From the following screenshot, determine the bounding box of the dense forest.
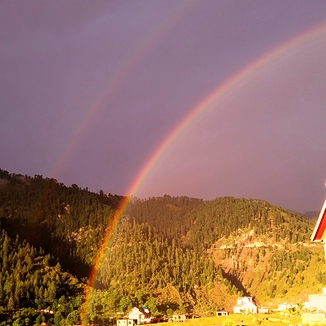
[0,168,325,325]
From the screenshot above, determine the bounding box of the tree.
[135,289,144,306]
[66,310,79,325]
[145,296,158,316]
[35,315,42,326]
[54,311,63,326]
[7,295,15,311]
[12,318,22,326]
[118,296,132,313]
[55,262,62,272]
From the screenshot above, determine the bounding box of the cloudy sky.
[1,0,326,213]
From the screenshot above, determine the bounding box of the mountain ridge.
[0,168,325,325]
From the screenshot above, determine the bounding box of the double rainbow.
[75,20,326,322]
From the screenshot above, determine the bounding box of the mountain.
[0,168,325,325]
[124,196,324,307]
[303,211,319,220]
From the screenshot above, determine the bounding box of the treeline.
[126,195,203,242]
[128,196,312,251]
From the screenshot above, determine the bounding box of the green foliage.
[98,217,224,298]
[0,170,124,277]
[315,271,326,284]
[126,195,203,243]
[0,228,84,325]
[0,168,322,322]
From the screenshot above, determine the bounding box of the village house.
[172,314,187,322]
[216,311,229,316]
[233,297,257,314]
[257,306,269,314]
[277,302,297,311]
[307,294,326,312]
[128,306,152,324]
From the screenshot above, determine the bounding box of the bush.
[222,318,235,326]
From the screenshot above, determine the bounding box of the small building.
[277,303,296,311]
[308,294,326,312]
[258,307,269,314]
[117,320,135,326]
[233,297,257,314]
[216,311,229,316]
[128,307,151,324]
[172,314,186,322]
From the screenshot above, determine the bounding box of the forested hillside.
[127,196,311,250]
[0,168,124,278]
[0,229,83,325]
[125,196,325,306]
[0,168,325,325]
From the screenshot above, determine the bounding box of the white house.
[277,303,297,311]
[308,294,326,312]
[233,297,257,314]
[128,307,151,324]
[258,307,269,314]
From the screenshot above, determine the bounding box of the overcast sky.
[1,0,326,213]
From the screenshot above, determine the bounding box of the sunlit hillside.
[0,168,324,325]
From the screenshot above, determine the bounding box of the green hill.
[0,168,325,325]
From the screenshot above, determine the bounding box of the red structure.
[311,200,326,242]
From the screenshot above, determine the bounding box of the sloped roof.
[235,301,257,309]
[311,200,326,242]
[237,296,252,303]
[129,307,151,318]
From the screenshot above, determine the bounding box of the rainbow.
[122,20,326,199]
[80,20,326,322]
[51,0,197,181]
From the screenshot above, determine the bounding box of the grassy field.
[158,313,303,326]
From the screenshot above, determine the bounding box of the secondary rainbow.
[50,1,197,182]
[81,20,326,322]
